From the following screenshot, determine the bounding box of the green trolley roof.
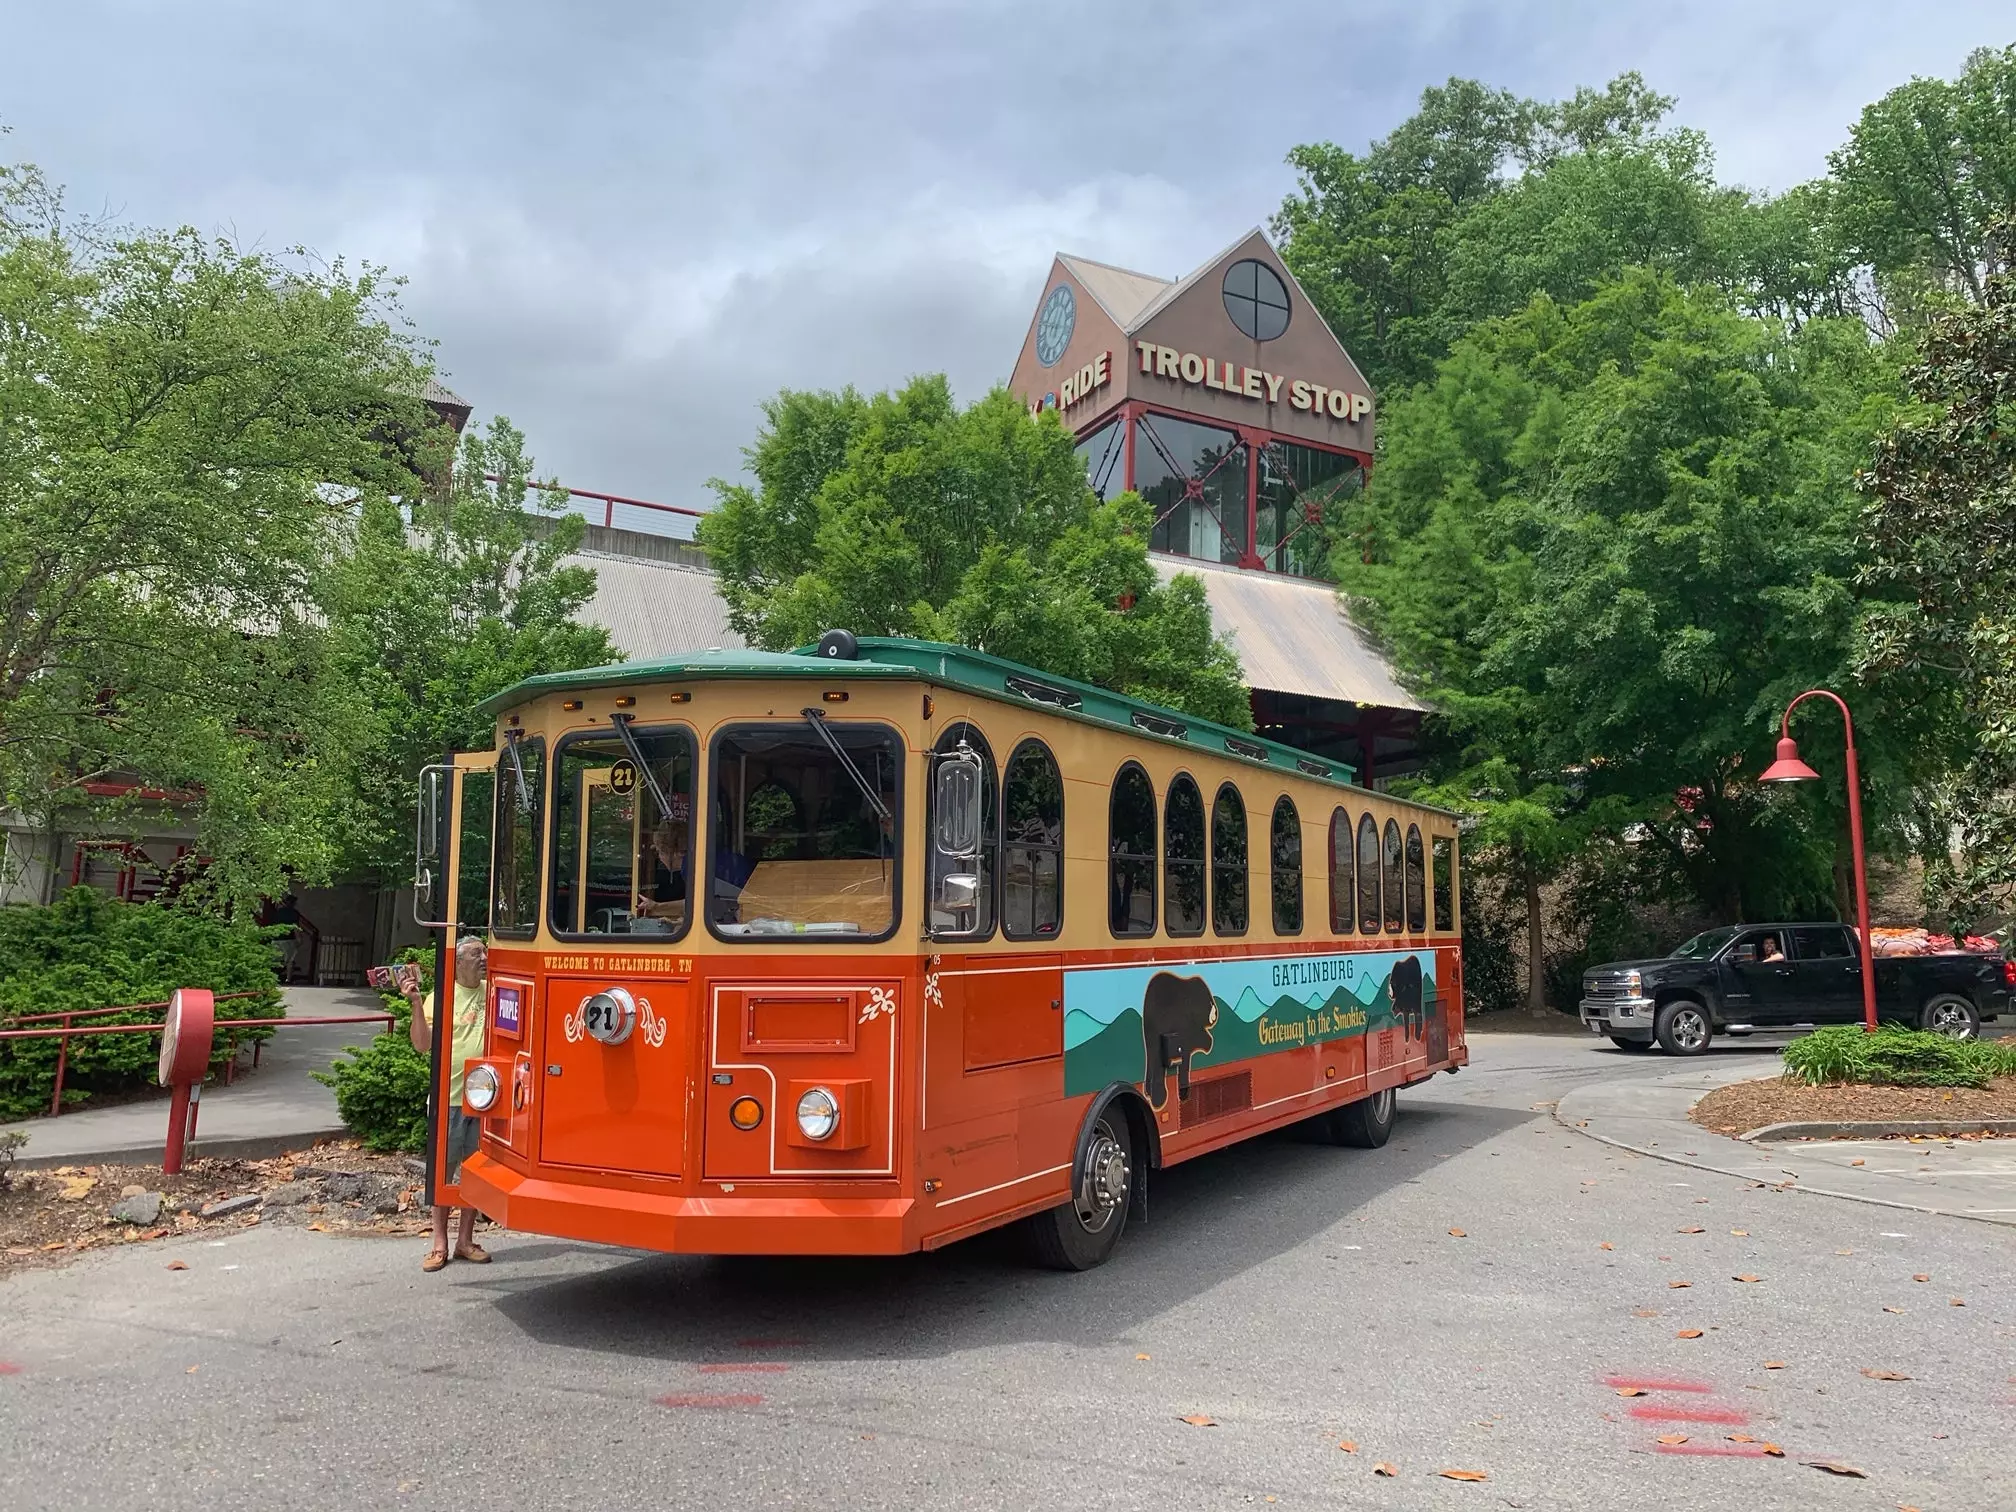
[476,635,1359,789]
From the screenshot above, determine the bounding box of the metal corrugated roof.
[565,550,746,661]
[1057,254,1173,329]
[1150,554,1423,711]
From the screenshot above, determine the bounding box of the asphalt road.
[3,1032,2008,1511]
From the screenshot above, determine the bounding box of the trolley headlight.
[464,1062,501,1113]
[795,1086,839,1141]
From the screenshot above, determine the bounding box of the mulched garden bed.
[1691,1075,2016,1138]
[0,1140,439,1278]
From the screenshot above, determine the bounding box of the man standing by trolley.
[404,935,492,1272]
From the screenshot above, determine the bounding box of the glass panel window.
[1109,763,1157,937]
[1432,835,1454,933]
[1212,784,1248,935]
[1003,740,1063,940]
[1135,413,1249,566]
[1329,807,1351,933]
[1075,419,1125,502]
[1383,818,1404,933]
[1164,774,1206,937]
[1257,442,1364,578]
[1271,796,1302,935]
[1405,824,1426,933]
[709,722,902,940]
[929,724,996,939]
[1222,258,1292,341]
[550,726,696,938]
[1356,813,1380,934]
[457,770,494,931]
[491,737,545,939]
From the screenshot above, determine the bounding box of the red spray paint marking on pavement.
[698,1362,790,1374]
[1652,1442,1771,1459]
[1601,1375,1713,1394]
[0,1362,20,1375]
[1628,1404,1750,1426]
[656,1393,765,1409]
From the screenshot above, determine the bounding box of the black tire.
[1921,994,1981,1040]
[1608,1035,1654,1052]
[1322,1085,1398,1148]
[1026,1112,1131,1271]
[1655,1000,1713,1056]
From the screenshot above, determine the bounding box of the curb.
[14,1127,352,1172]
[1740,1118,2016,1143]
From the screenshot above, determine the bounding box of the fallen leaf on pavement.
[1730,1229,1748,1236]
[1614,1388,1645,1397]
[1836,1248,1854,1255]
[1438,1469,1488,1481]
[1849,1158,1865,1166]
[1178,1414,1218,1427]
[1763,1361,1785,1369]
[1912,1274,1929,1282]
[1882,1306,1905,1314]
[1727,1433,1756,1443]
[1861,1368,1910,1381]
[165,1260,188,1271]
[1448,1228,1467,1238]
[1949,1298,1965,1307]
[1656,1434,1688,1445]
[1676,1329,1704,1339]
[1135,1353,1150,1361]
[1733,1274,1763,1283]
[185,1365,198,1374]
[1337,1440,1357,1453]
[1678,1226,1704,1234]
[1632,1309,1659,1317]
[1372,1463,1397,1477]
[306,1222,328,1233]
[1668,1281,1692,1289]
[1599,1242,1613,1251]
[1803,1461,1867,1477]
[1760,1442,1783,1456]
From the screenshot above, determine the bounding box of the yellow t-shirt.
[425,980,489,1102]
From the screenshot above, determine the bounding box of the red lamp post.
[1758,690,1879,1033]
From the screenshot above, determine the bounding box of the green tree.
[0,149,437,906]
[319,418,620,884]
[701,377,1252,728]
[1858,229,2016,923]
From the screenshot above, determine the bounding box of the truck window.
[1793,926,1854,959]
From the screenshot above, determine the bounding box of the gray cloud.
[4,2,2009,533]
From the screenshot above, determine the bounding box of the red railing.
[485,473,707,531]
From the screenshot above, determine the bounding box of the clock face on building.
[1034,283,1076,367]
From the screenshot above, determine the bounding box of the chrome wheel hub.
[1075,1125,1129,1234]
[1929,1003,1973,1038]
[1672,1011,1707,1051]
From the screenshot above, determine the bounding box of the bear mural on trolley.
[1139,972,1217,1109]
[1062,949,1441,1099]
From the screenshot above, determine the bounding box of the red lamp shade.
[1759,736,1820,784]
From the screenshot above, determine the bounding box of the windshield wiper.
[801,708,891,825]
[502,728,534,814]
[609,712,676,821]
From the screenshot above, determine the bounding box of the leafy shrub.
[0,889,284,1119]
[316,942,438,1153]
[1782,1024,2014,1089]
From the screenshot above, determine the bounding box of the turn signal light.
[728,1096,764,1131]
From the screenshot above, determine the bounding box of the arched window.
[1328,808,1352,933]
[929,723,996,939]
[1212,784,1248,936]
[1356,813,1380,934]
[1109,763,1157,937]
[1271,796,1302,935]
[1405,824,1426,933]
[1164,774,1206,937]
[1002,740,1063,939]
[1383,818,1404,932]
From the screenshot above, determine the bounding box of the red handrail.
[486,472,707,529]
[5,991,267,1026]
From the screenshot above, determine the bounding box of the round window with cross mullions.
[1222,258,1291,341]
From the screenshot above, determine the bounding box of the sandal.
[422,1248,448,1273]
[454,1241,491,1264]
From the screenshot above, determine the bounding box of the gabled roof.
[1057,254,1174,329]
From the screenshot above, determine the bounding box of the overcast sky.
[3,2,2009,534]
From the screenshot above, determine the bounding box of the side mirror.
[935,873,979,911]
[932,748,983,858]
[413,765,451,927]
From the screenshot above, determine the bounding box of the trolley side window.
[1382,818,1404,933]
[1356,812,1380,934]
[1109,762,1157,938]
[548,724,697,939]
[1002,739,1063,940]
[1271,795,1302,935]
[1432,835,1455,933]
[1212,783,1248,936]
[1164,774,1206,937]
[491,736,546,939]
[928,723,996,939]
[1328,806,1351,934]
[708,721,902,940]
[1405,824,1427,933]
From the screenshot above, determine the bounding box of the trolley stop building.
[1008,229,1421,783]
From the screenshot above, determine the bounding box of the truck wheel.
[1026,1112,1131,1270]
[1608,1036,1653,1052]
[1323,1086,1398,1148]
[1655,1001,1712,1056]
[1921,995,1980,1040]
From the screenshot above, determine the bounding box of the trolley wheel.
[1655,1000,1713,1056]
[1322,1085,1398,1148]
[1608,1035,1654,1052]
[1026,1111,1132,1271]
[1921,994,1980,1040]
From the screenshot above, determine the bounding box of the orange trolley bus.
[413,633,1465,1270]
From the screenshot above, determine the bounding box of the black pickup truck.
[1580,923,2013,1054]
